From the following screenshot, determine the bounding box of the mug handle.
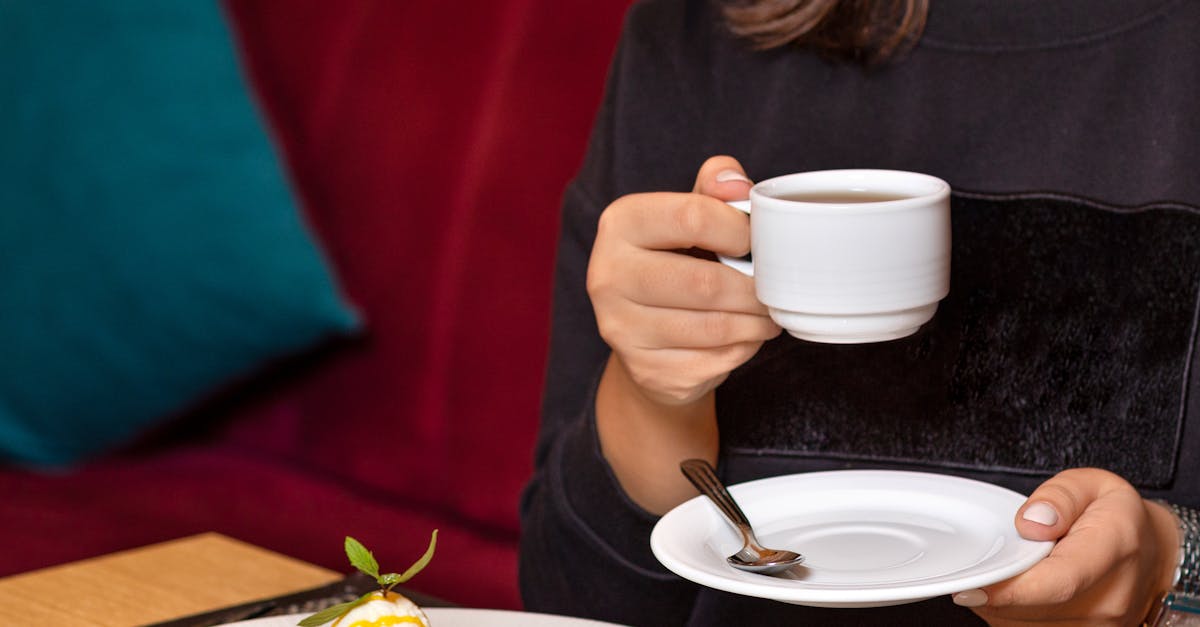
[717,199,753,276]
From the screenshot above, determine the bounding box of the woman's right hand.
[587,155,782,513]
[587,155,782,408]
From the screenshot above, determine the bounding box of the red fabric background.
[0,0,632,610]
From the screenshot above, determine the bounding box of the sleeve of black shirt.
[517,166,701,627]
[517,4,702,624]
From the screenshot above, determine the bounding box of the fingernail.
[715,169,753,185]
[952,589,988,607]
[1022,501,1059,526]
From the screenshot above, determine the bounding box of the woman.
[520,0,1200,624]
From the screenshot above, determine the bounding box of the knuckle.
[594,317,625,348]
[625,368,656,392]
[1095,599,1133,623]
[669,197,710,241]
[595,203,622,241]
[586,268,620,308]
[585,265,607,296]
[683,263,721,301]
[625,360,661,388]
[587,252,630,302]
[633,262,662,296]
[701,312,736,344]
[595,196,640,245]
[701,155,731,172]
[592,303,635,350]
[1044,573,1083,605]
[1083,466,1122,483]
[631,370,698,405]
[1037,482,1082,517]
[716,342,759,371]
[1058,467,1125,490]
[660,387,696,405]
[1109,517,1141,554]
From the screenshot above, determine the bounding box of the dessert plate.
[218,608,627,626]
[650,469,1054,608]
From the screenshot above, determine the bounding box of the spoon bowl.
[727,545,806,574]
[680,459,805,575]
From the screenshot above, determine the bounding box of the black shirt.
[520,0,1200,624]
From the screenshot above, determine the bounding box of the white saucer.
[650,469,1054,608]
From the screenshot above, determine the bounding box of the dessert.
[299,532,437,627]
[316,591,429,627]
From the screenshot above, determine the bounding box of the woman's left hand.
[953,468,1180,626]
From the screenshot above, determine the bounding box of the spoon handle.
[680,458,753,529]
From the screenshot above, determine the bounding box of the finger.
[610,248,767,315]
[967,470,1141,611]
[981,523,1121,610]
[602,191,752,258]
[693,155,754,200]
[617,303,781,349]
[1014,468,1123,542]
[621,341,767,398]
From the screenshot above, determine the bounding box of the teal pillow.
[0,1,359,466]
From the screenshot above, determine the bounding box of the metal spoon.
[680,458,805,575]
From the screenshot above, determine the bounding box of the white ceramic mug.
[719,169,951,343]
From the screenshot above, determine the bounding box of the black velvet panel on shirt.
[717,192,1200,488]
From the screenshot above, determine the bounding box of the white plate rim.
[650,469,1054,607]
[217,607,628,626]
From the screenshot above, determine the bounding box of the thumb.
[693,155,753,200]
[1014,468,1118,542]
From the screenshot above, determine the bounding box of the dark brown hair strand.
[722,0,929,64]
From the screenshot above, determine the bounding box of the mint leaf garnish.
[394,530,438,586]
[344,536,380,579]
[296,593,372,627]
[300,532,438,626]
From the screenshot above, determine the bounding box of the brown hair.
[722,0,929,64]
